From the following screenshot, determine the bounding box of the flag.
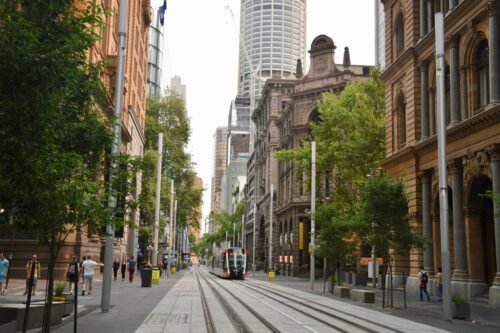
[159,0,167,26]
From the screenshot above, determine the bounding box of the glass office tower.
[237,0,307,96]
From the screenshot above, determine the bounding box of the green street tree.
[315,202,358,274]
[196,202,246,258]
[275,71,385,274]
[0,1,136,330]
[139,94,202,252]
[275,70,385,213]
[355,173,423,304]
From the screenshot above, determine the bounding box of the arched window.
[476,39,489,108]
[397,95,406,148]
[308,108,320,136]
[395,14,405,57]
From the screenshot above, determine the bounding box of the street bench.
[333,286,351,298]
[351,289,375,303]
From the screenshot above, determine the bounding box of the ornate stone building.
[249,35,372,273]
[0,0,150,279]
[380,0,500,306]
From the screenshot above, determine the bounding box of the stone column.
[460,65,468,120]
[420,0,428,38]
[429,88,436,136]
[421,171,434,273]
[489,145,500,285]
[421,61,430,139]
[488,145,500,307]
[450,159,468,279]
[450,35,461,124]
[489,0,500,103]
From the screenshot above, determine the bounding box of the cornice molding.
[380,47,417,81]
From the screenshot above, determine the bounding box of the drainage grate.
[168,313,189,324]
[144,314,169,325]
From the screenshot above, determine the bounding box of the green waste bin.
[141,268,152,287]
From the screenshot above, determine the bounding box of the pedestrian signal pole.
[153,133,163,266]
[102,0,127,313]
[435,12,452,321]
[310,141,316,290]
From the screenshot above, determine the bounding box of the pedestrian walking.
[0,252,9,295]
[128,256,137,283]
[162,255,168,277]
[436,267,443,301]
[24,254,41,296]
[112,257,120,281]
[81,255,103,296]
[418,266,431,302]
[121,257,127,282]
[65,256,78,294]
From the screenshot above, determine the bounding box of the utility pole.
[269,184,274,272]
[167,180,174,276]
[435,12,452,321]
[232,221,236,247]
[241,214,245,248]
[310,141,316,290]
[173,199,177,259]
[152,133,163,266]
[252,203,256,276]
[102,0,127,313]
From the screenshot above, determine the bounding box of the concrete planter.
[452,302,470,320]
[53,294,74,316]
[0,301,64,331]
[333,286,351,298]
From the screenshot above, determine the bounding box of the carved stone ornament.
[488,0,500,17]
[449,158,463,175]
[463,150,492,185]
[315,55,328,74]
[486,144,500,161]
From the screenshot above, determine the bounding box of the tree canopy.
[275,70,385,212]
[139,94,202,249]
[0,0,115,329]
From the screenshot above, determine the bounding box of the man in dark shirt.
[128,256,137,283]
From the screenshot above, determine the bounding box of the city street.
[3,266,499,333]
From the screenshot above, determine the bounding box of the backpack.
[68,263,76,275]
[420,271,428,284]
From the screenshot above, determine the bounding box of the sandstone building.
[248,35,372,272]
[0,0,150,279]
[380,0,500,306]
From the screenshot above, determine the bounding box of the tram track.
[233,279,407,333]
[197,267,282,333]
[194,267,217,333]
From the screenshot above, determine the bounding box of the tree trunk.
[42,234,60,333]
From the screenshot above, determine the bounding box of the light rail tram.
[208,246,247,279]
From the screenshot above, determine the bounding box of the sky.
[151,0,376,232]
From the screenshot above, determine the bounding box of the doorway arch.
[466,175,495,285]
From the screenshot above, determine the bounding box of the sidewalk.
[0,270,185,333]
[249,271,500,333]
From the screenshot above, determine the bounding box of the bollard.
[268,269,275,281]
[152,267,160,285]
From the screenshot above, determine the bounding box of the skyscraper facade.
[237,0,307,97]
[147,7,163,98]
[169,75,186,103]
[210,127,229,216]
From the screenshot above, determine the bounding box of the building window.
[397,96,406,148]
[395,14,405,57]
[476,39,489,108]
